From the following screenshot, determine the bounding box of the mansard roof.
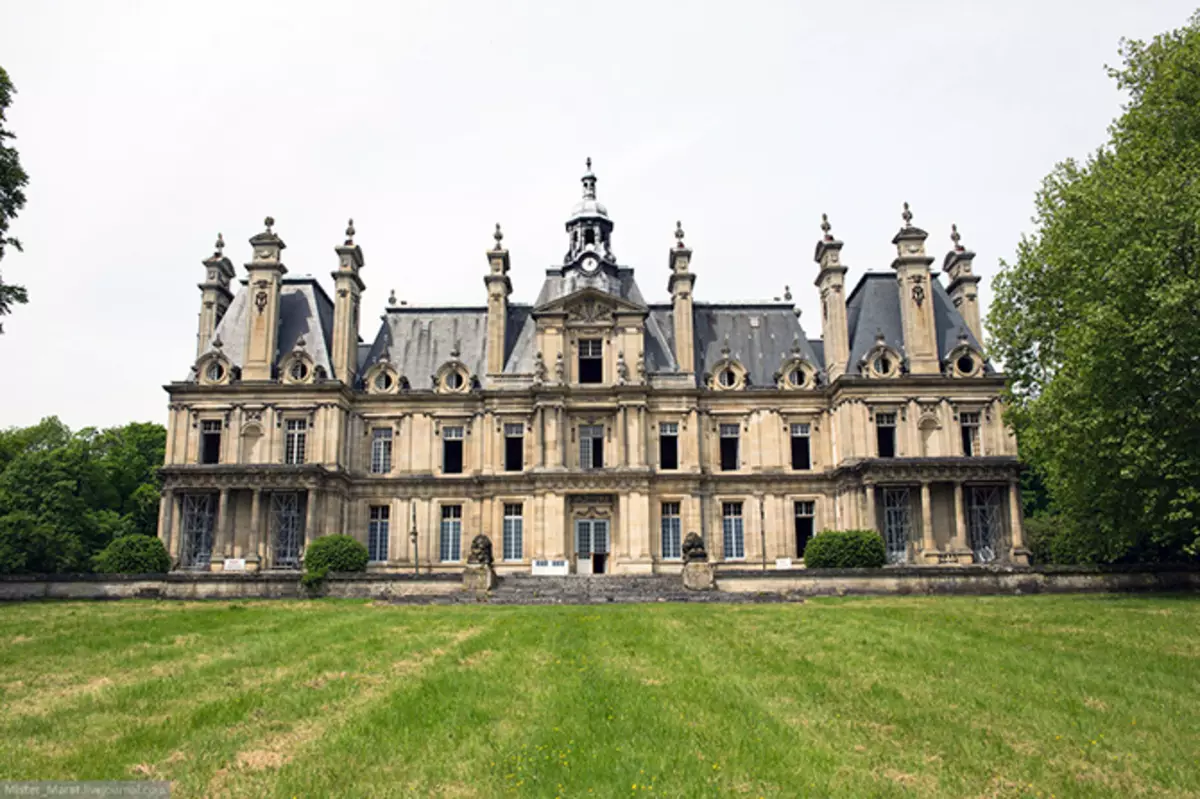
[845,272,991,374]
[691,303,822,387]
[196,276,335,378]
[360,306,490,387]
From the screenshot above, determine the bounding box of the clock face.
[581,255,599,274]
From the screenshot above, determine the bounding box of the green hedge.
[92,534,170,574]
[303,535,369,574]
[803,529,886,569]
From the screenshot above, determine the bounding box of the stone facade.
[158,162,1028,574]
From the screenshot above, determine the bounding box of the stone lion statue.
[681,532,707,564]
[467,534,494,566]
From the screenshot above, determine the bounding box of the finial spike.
[674,220,686,248]
[950,223,963,252]
[784,285,792,301]
[214,232,225,256]
[264,216,275,234]
[388,289,397,307]
[586,156,592,172]
[493,222,504,248]
[901,202,913,227]
[345,218,355,245]
[820,213,832,241]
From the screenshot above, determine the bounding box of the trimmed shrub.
[92,534,170,574]
[303,535,368,574]
[803,529,886,569]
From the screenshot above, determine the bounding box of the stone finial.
[957,327,969,345]
[493,222,504,249]
[450,340,461,360]
[214,232,225,257]
[388,289,397,306]
[791,334,801,354]
[951,223,964,252]
[674,220,686,248]
[901,202,913,227]
[264,216,275,234]
[585,156,593,174]
[820,213,832,242]
[721,334,731,358]
[783,285,792,301]
[295,335,306,350]
[345,218,356,245]
[875,329,886,346]
[213,333,223,350]
[581,157,597,200]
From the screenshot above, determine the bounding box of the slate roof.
[692,304,820,388]
[533,265,647,307]
[196,276,336,378]
[361,307,490,388]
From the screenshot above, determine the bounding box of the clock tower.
[563,158,617,272]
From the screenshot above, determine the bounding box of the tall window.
[442,425,464,474]
[439,504,462,562]
[578,339,603,384]
[790,423,811,470]
[284,419,307,465]
[370,428,392,474]
[661,502,682,559]
[579,424,604,470]
[794,500,815,559]
[875,412,896,458]
[200,420,222,465]
[502,503,523,561]
[659,422,679,470]
[961,412,982,456]
[504,423,524,472]
[368,505,390,562]
[722,501,745,559]
[719,424,740,471]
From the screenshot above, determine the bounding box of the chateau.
[157,161,1029,574]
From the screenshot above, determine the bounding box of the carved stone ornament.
[569,299,613,323]
[467,534,494,566]
[912,284,926,308]
[616,351,629,385]
[682,532,708,563]
[554,352,565,382]
[254,291,268,314]
[533,352,548,384]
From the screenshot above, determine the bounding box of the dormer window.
[947,345,984,378]
[374,372,393,391]
[718,369,736,388]
[579,339,603,384]
[874,354,893,375]
[205,362,225,383]
[435,363,471,393]
[446,371,464,390]
[289,361,309,381]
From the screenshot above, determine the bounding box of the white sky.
[0,0,1193,430]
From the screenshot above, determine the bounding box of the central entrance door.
[575,519,610,575]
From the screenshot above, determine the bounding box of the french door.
[575,519,610,575]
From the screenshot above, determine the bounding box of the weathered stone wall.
[0,573,461,601]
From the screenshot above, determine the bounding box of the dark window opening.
[876,412,896,458]
[584,228,596,246]
[961,412,981,456]
[579,339,603,384]
[659,422,678,470]
[790,423,811,470]
[957,354,975,374]
[504,423,524,472]
[580,424,604,469]
[200,420,221,465]
[795,501,815,559]
[719,423,739,471]
[443,426,464,474]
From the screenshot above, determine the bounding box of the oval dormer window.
[718,369,737,388]
[446,371,464,390]
[206,362,225,383]
[874,355,892,376]
[374,372,393,391]
[788,367,805,387]
[290,361,309,381]
[957,354,976,374]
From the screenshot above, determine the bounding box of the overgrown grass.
[0,595,1197,797]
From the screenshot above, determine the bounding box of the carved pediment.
[533,287,647,321]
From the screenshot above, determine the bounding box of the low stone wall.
[717,564,1200,596]
[0,565,1195,602]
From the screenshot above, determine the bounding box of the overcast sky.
[0,1,1194,430]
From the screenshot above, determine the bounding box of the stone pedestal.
[1010,548,1031,566]
[463,563,497,593]
[682,561,716,591]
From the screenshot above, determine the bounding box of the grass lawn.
[0,596,1197,798]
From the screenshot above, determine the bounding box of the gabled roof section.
[361,306,489,389]
[194,276,335,379]
[533,284,648,316]
[693,303,819,388]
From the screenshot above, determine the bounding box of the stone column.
[249,489,263,566]
[920,481,937,562]
[306,488,319,549]
[212,488,231,570]
[863,483,876,531]
[952,481,970,562]
[1009,479,1030,565]
[159,488,175,561]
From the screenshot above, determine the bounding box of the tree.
[989,14,1200,563]
[0,65,29,334]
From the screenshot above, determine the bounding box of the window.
[882,488,912,564]
[368,505,390,562]
[445,371,465,390]
[719,423,740,471]
[659,422,679,470]
[373,372,393,392]
[790,423,811,470]
[578,339,602,384]
[961,412,982,456]
[718,368,736,388]
[722,502,745,559]
[957,354,976,375]
[439,505,462,562]
[200,419,222,464]
[504,423,524,472]
[875,412,896,458]
[661,502,682,559]
[284,419,307,465]
[579,424,604,470]
[370,427,392,474]
[442,425,464,474]
[289,360,309,381]
[787,367,805,387]
[794,500,815,559]
[502,503,523,561]
[205,361,225,383]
